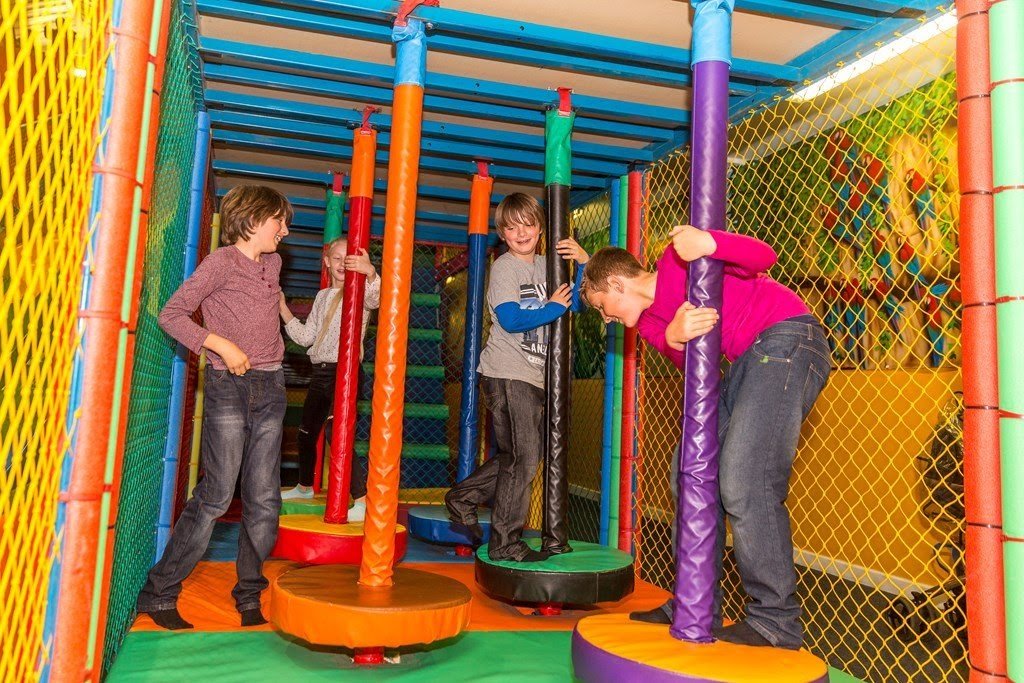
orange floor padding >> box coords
[132,560,671,633]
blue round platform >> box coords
[407,505,491,545]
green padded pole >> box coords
[991,0,1024,677]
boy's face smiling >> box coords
[586,276,647,327]
[501,219,542,262]
[252,213,289,254]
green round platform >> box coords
[475,538,634,605]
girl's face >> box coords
[324,241,347,285]
[501,219,542,262]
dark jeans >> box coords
[137,367,286,613]
[445,376,544,561]
[662,316,831,648]
[296,362,367,498]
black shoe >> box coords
[147,607,193,630]
[629,600,673,625]
[542,543,574,555]
[240,608,268,627]
[517,548,553,563]
[714,621,793,648]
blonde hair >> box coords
[580,247,646,305]
[219,185,293,245]
[314,238,349,350]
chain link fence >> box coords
[634,9,964,682]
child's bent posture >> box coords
[582,224,831,650]
[136,185,292,630]
[279,238,380,519]
[445,193,589,562]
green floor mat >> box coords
[107,630,573,682]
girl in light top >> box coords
[278,238,380,520]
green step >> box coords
[361,363,444,379]
[411,293,441,307]
[354,441,451,461]
[357,400,449,420]
[367,326,442,343]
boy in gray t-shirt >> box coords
[445,193,589,562]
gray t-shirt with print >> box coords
[478,252,549,389]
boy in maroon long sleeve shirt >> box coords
[136,185,292,630]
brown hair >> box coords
[580,247,646,304]
[219,185,293,245]
[494,192,545,234]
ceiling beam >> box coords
[212,160,481,203]
[200,38,691,128]
[236,0,798,85]
[204,63,677,142]
[208,109,628,177]
[211,128,611,189]
[206,90,655,164]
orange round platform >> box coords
[271,514,408,565]
[270,565,472,648]
[572,614,829,683]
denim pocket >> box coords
[752,335,800,363]
[206,368,230,385]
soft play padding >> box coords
[271,514,407,565]
[407,505,491,545]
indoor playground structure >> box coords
[4,0,1024,681]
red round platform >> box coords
[272,514,408,565]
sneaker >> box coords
[281,485,314,500]
[347,499,366,522]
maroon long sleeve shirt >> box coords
[158,245,285,370]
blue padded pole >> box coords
[456,163,493,482]
[156,111,211,555]
[599,180,621,546]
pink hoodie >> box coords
[637,230,810,368]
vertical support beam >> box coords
[188,212,222,497]
[672,0,733,644]
[959,1,1007,681]
[991,0,1024,678]
[599,180,621,547]
[456,161,493,483]
[618,169,642,553]
[542,87,575,553]
[610,176,627,546]
[50,0,158,676]
[326,118,377,524]
[156,110,211,556]
[359,14,428,587]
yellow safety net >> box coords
[0,1,114,680]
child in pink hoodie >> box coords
[582,224,831,650]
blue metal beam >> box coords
[216,187,473,227]
[211,128,610,189]
[203,63,675,142]
[233,0,798,85]
[212,160,479,203]
[735,1,880,29]
[208,109,628,177]
[200,37,690,128]
[206,90,655,164]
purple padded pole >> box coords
[671,0,732,643]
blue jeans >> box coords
[137,367,286,613]
[666,316,830,647]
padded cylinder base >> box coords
[407,505,491,545]
[475,539,633,605]
[272,514,407,565]
[572,614,829,683]
[271,565,472,648]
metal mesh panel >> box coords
[101,0,203,668]
[634,11,964,682]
